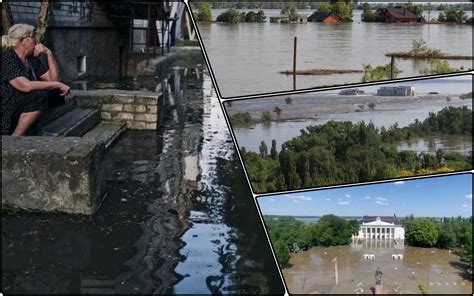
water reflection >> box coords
[2,57,283,294]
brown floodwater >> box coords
[283,243,472,294]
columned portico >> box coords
[355,217,404,240]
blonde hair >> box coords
[2,24,36,48]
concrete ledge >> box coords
[2,136,106,215]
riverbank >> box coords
[226,93,470,128]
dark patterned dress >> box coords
[1,48,49,135]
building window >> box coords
[77,55,87,75]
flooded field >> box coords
[283,243,472,294]
[199,9,472,97]
[1,55,283,294]
[230,92,472,153]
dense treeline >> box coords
[267,215,473,270]
[241,107,472,193]
[403,216,472,271]
[265,215,359,268]
[216,8,266,23]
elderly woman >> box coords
[2,24,70,136]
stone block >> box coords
[115,112,134,121]
[145,123,157,130]
[135,96,158,105]
[2,136,106,214]
[135,114,157,122]
[127,121,146,130]
[102,104,123,112]
[101,111,112,120]
[112,94,135,104]
[146,105,157,114]
[144,114,157,122]
[124,104,146,113]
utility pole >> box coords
[293,36,297,90]
[332,257,338,285]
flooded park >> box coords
[283,243,472,294]
[1,53,283,294]
[198,9,472,97]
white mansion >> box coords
[355,215,405,240]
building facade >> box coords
[355,216,405,240]
[377,86,415,96]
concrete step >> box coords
[31,99,77,135]
[83,122,126,149]
[39,108,101,137]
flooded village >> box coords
[1,1,283,294]
[193,2,472,97]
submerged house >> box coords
[376,6,423,24]
[308,11,343,23]
[377,86,416,96]
[339,88,365,95]
[270,15,307,24]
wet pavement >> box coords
[2,56,283,294]
[283,243,472,294]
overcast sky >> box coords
[258,173,473,217]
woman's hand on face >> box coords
[57,82,71,96]
[34,43,51,57]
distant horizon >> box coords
[258,174,472,217]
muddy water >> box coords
[394,134,473,155]
[283,244,472,294]
[200,9,472,97]
[1,56,283,294]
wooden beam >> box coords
[1,2,13,34]
[36,0,51,42]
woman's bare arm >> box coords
[35,44,60,81]
[9,76,69,95]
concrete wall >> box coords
[2,136,106,215]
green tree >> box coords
[406,3,424,17]
[273,240,291,268]
[274,106,282,120]
[262,111,272,124]
[270,139,278,160]
[281,4,299,22]
[197,3,213,22]
[405,219,439,247]
[216,8,244,23]
[259,141,268,157]
[362,62,401,82]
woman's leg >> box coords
[11,90,49,135]
[12,111,43,136]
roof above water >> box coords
[379,7,419,19]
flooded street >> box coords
[283,244,472,294]
[1,56,283,294]
[199,10,472,97]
